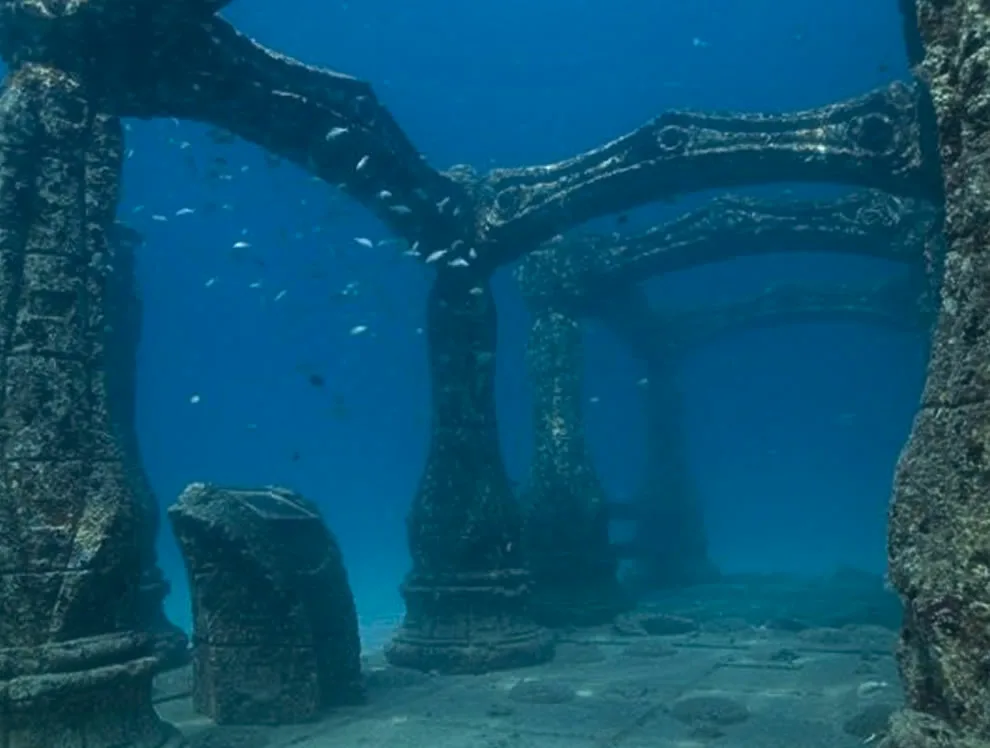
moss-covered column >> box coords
[884,2,990,744]
[629,359,718,591]
[386,270,553,674]
[105,226,189,672]
[522,307,628,626]
[0,65,181,748]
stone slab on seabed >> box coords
[153,623,900,748]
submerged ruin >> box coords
[0,0,983,746]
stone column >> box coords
[884,2,990,744]
[628,360,718,591]
[386,270,553,674]
[0,66,181,748]
[522,308,628,626]
[105,225,189,672]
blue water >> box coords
[110,1,924,643]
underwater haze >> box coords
[104,0,923,645]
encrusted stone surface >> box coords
[0,0,474,255]
[517,191,934,311]
[167,483,363,725]
[0,63,179,748]
[387,272,553,674]
[479,85,941,259]
[886,0,990,743]
[520,305,628,627]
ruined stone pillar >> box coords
[629,360,718,591]
[0,65,181,748]
[386,271,554,674]
[883,2,990,745]
[105,225,189,672]
[522,307,629,626]
[169,484,363,725]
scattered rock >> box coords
[671,694,750,728]
[508,679,576,705]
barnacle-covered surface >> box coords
[105,18,477,255]
[477,84,941,263]
[386,271,554,675]
[885,0,990,744]
[520,305,629,626]
[0,64,178,748]
[517,191,934,311]
[0,0,474,253]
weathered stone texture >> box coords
[168,484,363,725]
[0,63,179,748]
[480,83,941,259]
[886,0,990,743]
[387,271,553,674]
[521,308,628,626]
[517,191,932,312]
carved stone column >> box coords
[522,308,628,626]
[629,360,718,591]
[386,271,553,674]
[105,225,189,672]
[884,2,990,744]
[0,65,181,748]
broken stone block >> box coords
[168,484,363,725]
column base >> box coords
[386,569,555,674]
[0,633,184,748]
